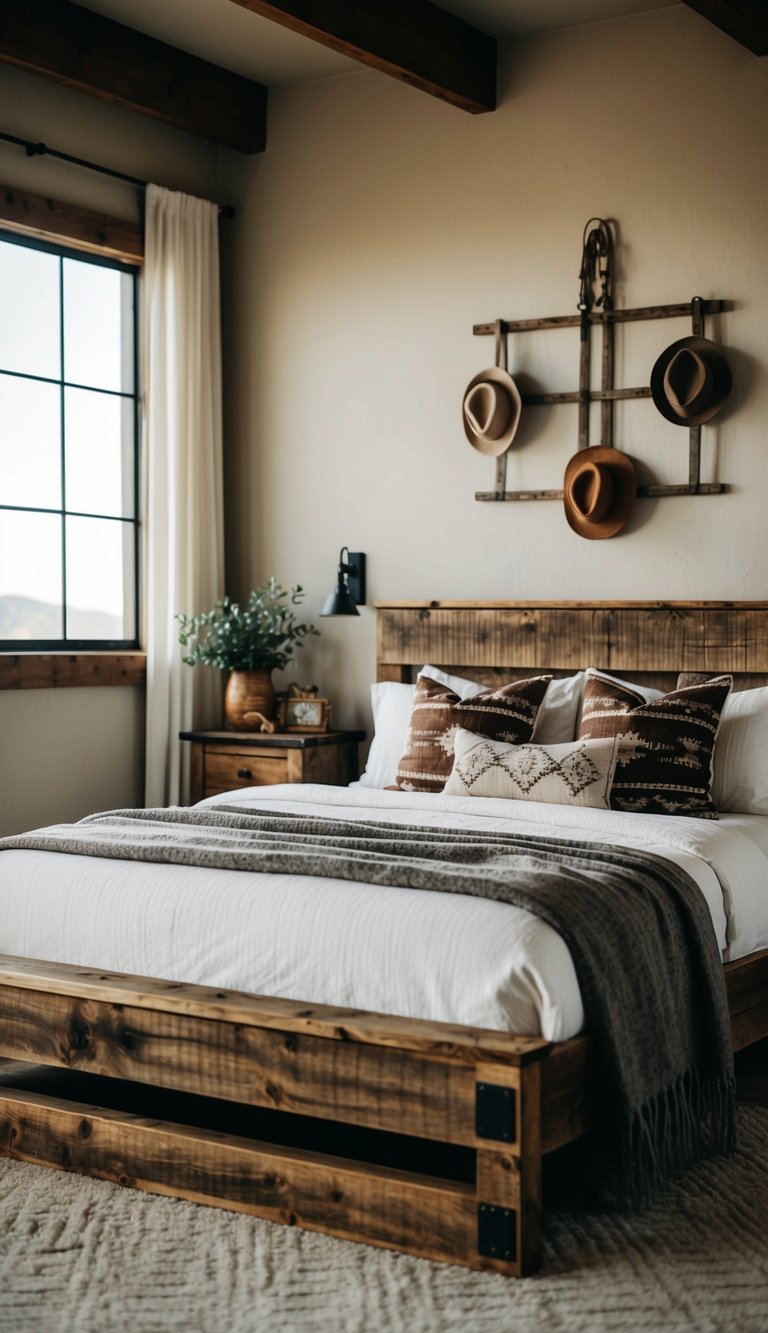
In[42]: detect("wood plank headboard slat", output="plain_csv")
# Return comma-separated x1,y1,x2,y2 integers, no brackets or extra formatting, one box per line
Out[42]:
374,602,768,683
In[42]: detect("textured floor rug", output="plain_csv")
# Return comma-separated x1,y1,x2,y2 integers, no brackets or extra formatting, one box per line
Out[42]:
1,1107,767,1333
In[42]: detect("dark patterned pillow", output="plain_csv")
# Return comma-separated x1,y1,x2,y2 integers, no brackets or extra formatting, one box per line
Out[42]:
395,673,552,793
579,671,733,817
676,672,718,689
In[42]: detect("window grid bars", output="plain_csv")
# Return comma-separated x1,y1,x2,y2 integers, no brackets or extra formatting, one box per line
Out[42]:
0,232,139,652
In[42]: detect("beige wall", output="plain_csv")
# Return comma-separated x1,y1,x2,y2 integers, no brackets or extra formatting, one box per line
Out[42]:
0,65,224,834
221,7,768,733
1,8,767,831
0,687,145,837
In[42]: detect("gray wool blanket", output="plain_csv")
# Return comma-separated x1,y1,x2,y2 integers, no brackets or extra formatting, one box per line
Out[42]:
2,805,735,1204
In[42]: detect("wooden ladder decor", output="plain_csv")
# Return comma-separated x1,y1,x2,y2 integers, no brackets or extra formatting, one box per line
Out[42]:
474,221,731,503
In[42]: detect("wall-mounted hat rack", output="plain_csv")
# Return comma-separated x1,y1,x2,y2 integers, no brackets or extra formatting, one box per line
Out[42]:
473,289,732,503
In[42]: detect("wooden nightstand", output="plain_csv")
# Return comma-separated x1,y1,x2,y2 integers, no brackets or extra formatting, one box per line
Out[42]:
179,729,366,804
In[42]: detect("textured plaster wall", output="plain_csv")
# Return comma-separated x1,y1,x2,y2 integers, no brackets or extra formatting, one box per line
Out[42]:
220,7,768,734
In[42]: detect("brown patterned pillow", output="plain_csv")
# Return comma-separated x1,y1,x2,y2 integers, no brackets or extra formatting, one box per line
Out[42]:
395,673,552,793
579,671,733,817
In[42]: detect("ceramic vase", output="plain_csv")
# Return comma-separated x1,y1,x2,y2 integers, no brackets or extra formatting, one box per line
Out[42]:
224,669,275,731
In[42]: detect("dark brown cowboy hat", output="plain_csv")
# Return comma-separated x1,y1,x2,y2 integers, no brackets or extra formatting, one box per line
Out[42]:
462,367,522,457
563,445,637,540
650,335,732,426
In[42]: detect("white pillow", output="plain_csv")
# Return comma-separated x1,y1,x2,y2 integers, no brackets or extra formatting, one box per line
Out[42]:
445,729,619,810
532,672,584,744
713,685,768,815
356,681,415,788
356,667,585,788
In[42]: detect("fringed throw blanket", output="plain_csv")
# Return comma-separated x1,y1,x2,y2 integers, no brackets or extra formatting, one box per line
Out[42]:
2,805,735,1204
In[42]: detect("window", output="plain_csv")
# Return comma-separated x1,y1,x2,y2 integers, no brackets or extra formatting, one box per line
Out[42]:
0,232,139,650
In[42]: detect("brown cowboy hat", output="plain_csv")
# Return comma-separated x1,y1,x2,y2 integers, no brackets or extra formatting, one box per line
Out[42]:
462,367,522,457
650,335,732,426
563,445,637,540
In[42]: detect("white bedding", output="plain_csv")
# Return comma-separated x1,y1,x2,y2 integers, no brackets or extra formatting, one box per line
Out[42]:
2,784,767,1042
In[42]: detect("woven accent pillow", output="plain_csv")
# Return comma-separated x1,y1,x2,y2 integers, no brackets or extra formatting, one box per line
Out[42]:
579,671,733,817
676,674,768,816
445,730,619,809
394,673,551,793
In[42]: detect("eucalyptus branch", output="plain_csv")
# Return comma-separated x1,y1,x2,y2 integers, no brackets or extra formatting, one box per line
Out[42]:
177,579,318,673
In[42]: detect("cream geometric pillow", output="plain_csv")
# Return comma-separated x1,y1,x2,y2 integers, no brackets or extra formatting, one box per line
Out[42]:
445,729,619,809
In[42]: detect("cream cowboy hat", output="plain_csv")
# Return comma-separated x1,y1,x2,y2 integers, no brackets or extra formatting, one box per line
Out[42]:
462,318,523,457
462,366,523,456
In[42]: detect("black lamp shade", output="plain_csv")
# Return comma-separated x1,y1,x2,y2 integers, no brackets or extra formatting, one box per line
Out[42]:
321,583,359,616
320,548,365,616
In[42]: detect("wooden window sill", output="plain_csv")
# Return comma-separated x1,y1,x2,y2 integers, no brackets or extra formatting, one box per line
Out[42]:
0,653,147,690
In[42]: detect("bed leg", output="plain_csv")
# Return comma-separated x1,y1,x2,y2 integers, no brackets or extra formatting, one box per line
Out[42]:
474,1059,542,1277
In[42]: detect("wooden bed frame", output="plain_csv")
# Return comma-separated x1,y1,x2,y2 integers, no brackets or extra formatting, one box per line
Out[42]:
1,600,768,1278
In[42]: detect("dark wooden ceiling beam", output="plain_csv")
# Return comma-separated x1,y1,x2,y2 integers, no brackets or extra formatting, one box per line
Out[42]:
0,0,267,154
681,1,768,55
228,0,497,113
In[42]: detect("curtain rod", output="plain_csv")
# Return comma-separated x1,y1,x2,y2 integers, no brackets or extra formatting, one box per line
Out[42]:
0,130,236,218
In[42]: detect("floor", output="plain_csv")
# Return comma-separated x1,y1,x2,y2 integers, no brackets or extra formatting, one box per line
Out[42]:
0,1041,765,1330
2,1106,768,1333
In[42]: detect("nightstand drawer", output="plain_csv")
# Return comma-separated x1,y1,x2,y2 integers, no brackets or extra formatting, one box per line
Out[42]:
203,748,289,795
180,728,365,805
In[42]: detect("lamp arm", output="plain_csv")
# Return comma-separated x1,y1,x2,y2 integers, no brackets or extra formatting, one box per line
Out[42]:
338,546,352,578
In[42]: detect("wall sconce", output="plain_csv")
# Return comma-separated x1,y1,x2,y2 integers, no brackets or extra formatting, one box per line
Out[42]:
320,548,366,616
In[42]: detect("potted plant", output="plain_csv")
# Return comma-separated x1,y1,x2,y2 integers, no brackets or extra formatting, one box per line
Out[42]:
178,579,318,730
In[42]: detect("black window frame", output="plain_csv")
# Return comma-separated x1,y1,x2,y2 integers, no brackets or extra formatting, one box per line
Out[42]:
0,229,140,653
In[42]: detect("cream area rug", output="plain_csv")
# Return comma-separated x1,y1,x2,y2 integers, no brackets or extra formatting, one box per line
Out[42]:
1,1108,767,1333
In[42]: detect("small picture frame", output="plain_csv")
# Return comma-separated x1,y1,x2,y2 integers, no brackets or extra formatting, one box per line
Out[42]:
276,696,331,733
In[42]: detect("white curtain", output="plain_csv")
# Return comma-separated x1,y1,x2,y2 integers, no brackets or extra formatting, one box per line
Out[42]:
143,185,225,807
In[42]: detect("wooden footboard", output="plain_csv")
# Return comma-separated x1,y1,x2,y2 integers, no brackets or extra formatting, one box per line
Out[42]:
0,949,764,1275
0,955,579,1276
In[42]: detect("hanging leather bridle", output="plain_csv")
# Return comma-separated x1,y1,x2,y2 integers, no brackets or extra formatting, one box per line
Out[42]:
578,217,613,318
575,218,614,450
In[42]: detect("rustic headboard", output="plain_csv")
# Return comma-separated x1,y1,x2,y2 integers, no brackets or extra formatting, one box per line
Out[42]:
375,601,768,694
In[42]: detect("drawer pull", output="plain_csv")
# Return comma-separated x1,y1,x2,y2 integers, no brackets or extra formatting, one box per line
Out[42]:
236,768,253,780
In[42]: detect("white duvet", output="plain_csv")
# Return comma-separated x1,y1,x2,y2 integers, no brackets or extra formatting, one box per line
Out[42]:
2,784,768,1041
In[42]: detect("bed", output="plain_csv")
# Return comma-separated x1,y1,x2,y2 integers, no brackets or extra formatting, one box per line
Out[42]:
1,600,767,1278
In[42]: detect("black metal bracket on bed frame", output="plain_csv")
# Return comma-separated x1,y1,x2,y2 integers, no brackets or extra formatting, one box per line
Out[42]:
477,1203,516,1261
475,1081,516,1143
